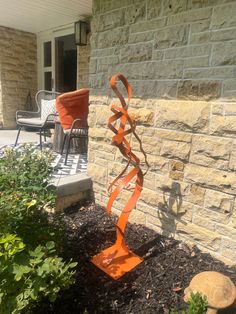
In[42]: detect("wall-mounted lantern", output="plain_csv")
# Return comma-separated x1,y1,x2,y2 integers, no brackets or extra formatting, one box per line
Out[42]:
75,20,88,46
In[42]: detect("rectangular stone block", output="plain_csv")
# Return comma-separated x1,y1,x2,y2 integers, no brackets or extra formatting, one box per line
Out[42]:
211,3,236,29
120,43,152,63
167,7,212,25
96,26,129,49
130,17,166,33
177,222,221,251
163,0,187,16
97,56,119,72
184,67,236,79
229,142,236,171
164,44,211,59
132,80,178,99
155,128,192,142
191,20,210,33
177,80,221,101
210,116,236,138
129,31,154,44
125,2,146,24
87,163,107,185
147,0,162,19
204,189,234,214
211,41,236,66
155,100,210,133
160,140,190,162
185,163,236,195
190,135,232,170
184,56,209,68
154,25,189,49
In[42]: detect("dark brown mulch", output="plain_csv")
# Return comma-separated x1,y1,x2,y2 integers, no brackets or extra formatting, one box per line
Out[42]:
36,202,236,314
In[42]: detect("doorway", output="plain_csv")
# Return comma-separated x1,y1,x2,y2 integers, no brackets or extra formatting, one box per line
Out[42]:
55,34,77,92
38,25,77,93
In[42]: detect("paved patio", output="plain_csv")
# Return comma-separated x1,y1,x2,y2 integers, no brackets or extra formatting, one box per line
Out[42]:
0,130,87,179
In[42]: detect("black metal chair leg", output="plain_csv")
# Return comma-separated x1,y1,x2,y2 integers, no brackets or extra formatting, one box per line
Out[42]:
43,129,47,142
14,126,22,147
64,135,72,165
39,129,42,150
61,133,67,155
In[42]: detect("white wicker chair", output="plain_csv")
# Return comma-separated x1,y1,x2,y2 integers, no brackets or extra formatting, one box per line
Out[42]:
15,90,60,150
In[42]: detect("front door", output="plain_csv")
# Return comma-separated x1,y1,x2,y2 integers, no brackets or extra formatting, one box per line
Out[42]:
38,25,77,92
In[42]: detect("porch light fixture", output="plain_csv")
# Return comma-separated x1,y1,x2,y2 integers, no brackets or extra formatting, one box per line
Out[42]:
75,20,88,46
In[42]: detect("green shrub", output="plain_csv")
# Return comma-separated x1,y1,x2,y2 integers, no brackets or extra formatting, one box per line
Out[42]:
0,234,77,314
0,146,63,248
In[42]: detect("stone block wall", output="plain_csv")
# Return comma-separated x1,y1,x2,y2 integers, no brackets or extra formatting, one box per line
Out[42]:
90,0,236,100
77,40,91,89
0,26,37,129
88,0,236,264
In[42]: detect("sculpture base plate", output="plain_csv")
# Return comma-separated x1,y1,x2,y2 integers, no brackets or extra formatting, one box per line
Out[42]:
91,244,143,280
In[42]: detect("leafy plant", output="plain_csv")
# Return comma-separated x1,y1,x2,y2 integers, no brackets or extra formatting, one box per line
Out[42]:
0,234,77,314
0,146,64,248
171,292,208,314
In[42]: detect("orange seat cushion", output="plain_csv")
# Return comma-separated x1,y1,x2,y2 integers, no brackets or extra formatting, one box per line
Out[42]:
56,89,89,130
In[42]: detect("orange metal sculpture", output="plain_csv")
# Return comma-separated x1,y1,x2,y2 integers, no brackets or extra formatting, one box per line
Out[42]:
91,74,149,280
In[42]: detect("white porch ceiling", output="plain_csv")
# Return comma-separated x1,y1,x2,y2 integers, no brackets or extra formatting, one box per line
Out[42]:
0,0,92,33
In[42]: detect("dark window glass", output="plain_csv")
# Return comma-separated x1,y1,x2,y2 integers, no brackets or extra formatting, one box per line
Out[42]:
44,41,51,67
44,72,52,90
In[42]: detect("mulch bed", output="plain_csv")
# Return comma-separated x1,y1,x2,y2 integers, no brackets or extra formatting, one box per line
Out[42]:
36,202,236,314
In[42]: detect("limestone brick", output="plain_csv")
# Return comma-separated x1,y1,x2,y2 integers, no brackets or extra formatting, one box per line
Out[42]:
177,222,221,251
164,44,211,59
120,43,152,63
130,17,166,33
154,25,189,49
146,0,162,19
160,140,190,162
155,101,210,133
211,41,236,66
210,116,236,138
190,135,232,170
124,2,146,25
177,80,221,101
167,7,212,25
204,189,234,214
211,3,236,29
185,164,236,195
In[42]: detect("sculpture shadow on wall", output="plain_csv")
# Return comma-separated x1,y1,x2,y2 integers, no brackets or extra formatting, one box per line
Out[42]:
157,182,187,238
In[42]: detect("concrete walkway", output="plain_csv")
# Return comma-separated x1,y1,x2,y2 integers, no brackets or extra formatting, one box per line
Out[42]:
0,129,49,145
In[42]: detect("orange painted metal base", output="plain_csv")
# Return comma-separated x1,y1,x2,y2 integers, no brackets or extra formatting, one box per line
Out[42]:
91,243,143,280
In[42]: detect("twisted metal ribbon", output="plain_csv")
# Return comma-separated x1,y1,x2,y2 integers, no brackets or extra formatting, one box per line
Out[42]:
91,74,149,280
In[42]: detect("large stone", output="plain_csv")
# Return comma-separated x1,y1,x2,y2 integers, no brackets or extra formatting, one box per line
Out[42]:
184,67,235,79
167,7,212,25
120,43,152,63
211,3,236,29
96,26,129,49
204,189,234,214
177,223,221,251
162,0,187,15
212,42,236,66
132,80,178,99
155,100,210,133
124,3,146,24
97,56,119,72
129,108,154,125
130,17,166,33
155,128,192,142
229,143,236,171
147,0,162,19
185,164,236,195
165,44,210,59
177,80,221,101
210,116,236,138
190,135,232,170
160,140,190,162
154,25,189,49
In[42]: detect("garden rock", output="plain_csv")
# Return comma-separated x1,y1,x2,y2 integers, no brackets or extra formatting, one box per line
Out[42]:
184,271,236,314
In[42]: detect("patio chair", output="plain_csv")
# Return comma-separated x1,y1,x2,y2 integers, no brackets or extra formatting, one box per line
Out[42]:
56,89,89,165
15,90,60,150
